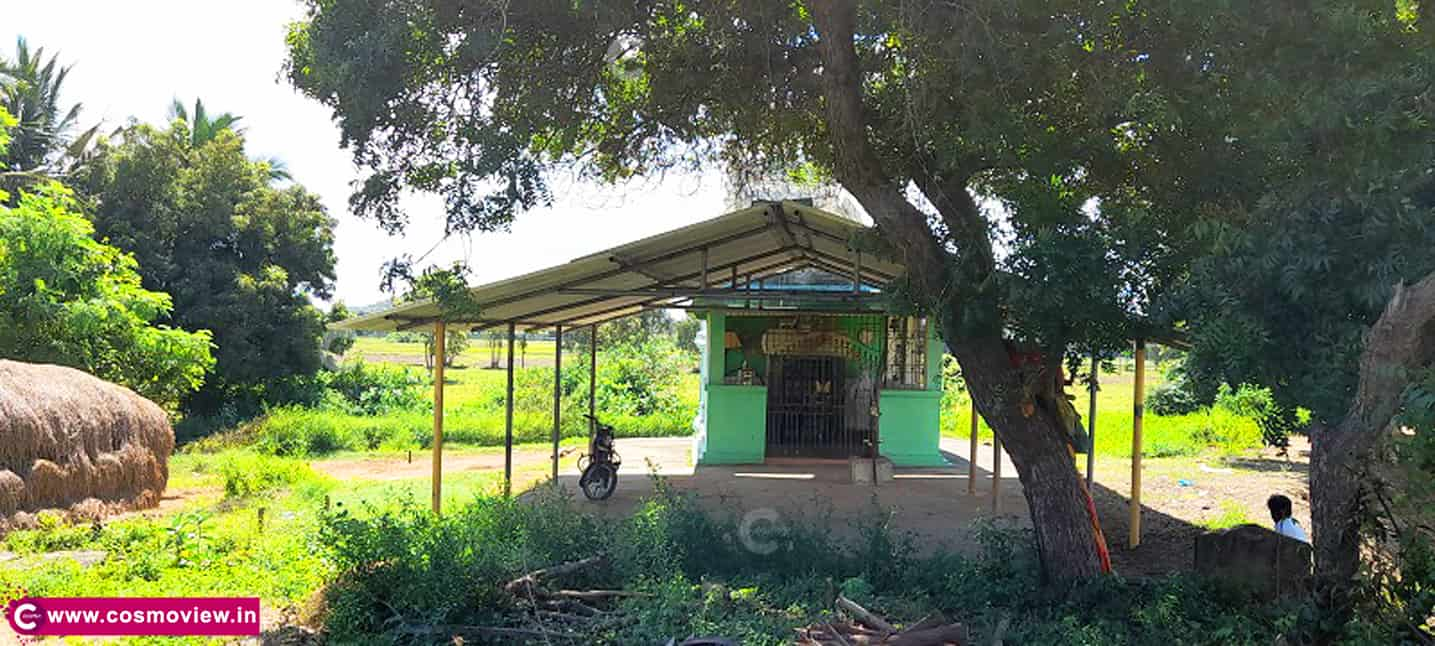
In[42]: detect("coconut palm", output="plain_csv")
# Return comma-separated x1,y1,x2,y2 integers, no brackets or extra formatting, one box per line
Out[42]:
0,37,98,182
168,97,290,181
168,97,243,147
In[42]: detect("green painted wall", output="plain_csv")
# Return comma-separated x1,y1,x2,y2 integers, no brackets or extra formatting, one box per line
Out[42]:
701,385,768,463
698,312,945,467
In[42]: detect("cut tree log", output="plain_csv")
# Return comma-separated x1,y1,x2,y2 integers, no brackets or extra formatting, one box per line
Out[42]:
886,622,968,646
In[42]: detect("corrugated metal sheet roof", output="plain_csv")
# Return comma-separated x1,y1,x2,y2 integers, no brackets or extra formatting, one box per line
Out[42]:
333,201,904,332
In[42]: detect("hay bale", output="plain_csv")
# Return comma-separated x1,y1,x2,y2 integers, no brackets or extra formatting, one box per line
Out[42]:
0,360,173,518
0,471,23,516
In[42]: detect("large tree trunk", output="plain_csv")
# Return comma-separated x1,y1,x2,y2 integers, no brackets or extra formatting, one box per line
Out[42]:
808,0,1105,582
947,330,1105,582
1311,271,1435,619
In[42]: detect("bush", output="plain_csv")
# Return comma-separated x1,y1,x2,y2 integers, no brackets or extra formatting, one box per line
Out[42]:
1149,381,1201,416
250,406,419,456
216,452,318,498
384,331,426,343
1214,383,1294,447
316,485,1304,645
321,360,427,415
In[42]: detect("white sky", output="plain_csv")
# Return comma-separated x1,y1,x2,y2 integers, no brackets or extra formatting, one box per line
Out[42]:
4,0,730,308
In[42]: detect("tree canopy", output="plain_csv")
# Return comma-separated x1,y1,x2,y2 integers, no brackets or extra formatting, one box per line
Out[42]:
0,108,213,408
78,121,337,415
0,36,99,191
287,0,1435,587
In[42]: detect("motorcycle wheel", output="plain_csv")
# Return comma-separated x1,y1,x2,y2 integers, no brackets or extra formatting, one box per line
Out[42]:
579,462,617,501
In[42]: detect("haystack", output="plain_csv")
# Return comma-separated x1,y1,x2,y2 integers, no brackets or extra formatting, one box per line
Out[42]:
0,360,173,518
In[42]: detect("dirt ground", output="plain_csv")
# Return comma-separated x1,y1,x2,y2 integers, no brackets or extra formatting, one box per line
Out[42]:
315,434,1310,577
525,439,1300,575
101,434,1310,579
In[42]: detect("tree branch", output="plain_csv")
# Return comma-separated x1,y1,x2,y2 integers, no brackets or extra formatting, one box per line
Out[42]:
809,0,949,301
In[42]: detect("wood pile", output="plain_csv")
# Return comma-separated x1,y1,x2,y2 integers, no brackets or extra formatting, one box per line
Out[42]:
795,595,969,646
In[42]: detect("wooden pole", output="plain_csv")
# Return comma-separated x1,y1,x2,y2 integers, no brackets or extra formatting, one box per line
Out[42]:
967,398,979,495
504,322,516,497
552,325,563,481
431,320,446,514
588,324,597,421
1130,339,1146,548
1086,353,1099,488
991,432,1003,513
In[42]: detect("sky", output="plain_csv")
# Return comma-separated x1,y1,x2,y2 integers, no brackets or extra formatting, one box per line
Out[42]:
3,0,731,308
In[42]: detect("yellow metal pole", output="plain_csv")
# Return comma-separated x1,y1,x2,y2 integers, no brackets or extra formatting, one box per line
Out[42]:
431,321,446,515
968,399,979,495
1130,339,1146,548
991,431,1002,513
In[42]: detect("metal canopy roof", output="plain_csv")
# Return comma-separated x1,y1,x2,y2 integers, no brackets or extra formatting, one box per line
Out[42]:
333,201,905,333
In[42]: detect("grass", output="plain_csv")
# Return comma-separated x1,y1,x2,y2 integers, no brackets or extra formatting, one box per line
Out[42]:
0,462,333,639
1203,500,1255,530
940,364,1264,458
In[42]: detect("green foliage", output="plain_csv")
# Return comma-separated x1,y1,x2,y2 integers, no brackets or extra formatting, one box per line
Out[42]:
424,327,469,368
1148,382,1201,417
1202,501,1254,531
0,36,99,188
168,97,243,149
323,301,356,355
321,360,426,416
1166,4,1435,426
250,406,418,456
0,182,213,408
317,485,1304,644
1213,384,1296,448
80,121,337,417
216,451,319,498
0,481,329,610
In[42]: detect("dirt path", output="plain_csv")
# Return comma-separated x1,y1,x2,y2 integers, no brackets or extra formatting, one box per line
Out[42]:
314,447,556,481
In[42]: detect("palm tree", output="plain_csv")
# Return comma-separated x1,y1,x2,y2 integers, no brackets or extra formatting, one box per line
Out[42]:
169,97,243,147
0,37,99,182
169,97,290,181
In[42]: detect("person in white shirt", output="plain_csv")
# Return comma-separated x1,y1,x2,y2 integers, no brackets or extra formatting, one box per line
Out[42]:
1267,494,1309,543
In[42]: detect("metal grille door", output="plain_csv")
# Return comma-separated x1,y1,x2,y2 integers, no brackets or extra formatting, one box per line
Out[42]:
766,356,851,458
762,315,885,459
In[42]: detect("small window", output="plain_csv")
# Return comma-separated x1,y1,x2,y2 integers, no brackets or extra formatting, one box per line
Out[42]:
884,316,928,389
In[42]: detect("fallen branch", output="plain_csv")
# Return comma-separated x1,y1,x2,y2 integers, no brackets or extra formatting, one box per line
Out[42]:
553,588,654,602
400,623,579,642
836,595,898,634
887,622,968,646
504,553,607,597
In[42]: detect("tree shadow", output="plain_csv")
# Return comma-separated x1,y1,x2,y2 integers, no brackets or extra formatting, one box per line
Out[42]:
522,445,1223,578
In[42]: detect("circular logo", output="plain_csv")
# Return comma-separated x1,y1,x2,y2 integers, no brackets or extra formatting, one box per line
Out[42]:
10,601,40,633
738,508,784,555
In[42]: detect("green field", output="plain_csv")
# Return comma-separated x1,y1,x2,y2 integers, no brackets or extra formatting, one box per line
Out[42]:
346,337,1257,459
940,363,1262,458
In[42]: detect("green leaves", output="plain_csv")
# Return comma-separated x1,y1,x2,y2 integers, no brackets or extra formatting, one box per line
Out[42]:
0,181,213,409
81,119,337,416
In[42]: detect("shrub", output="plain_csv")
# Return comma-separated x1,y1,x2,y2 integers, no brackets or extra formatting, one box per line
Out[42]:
1203,500,1253,530
321,360,427,415
216,452,318,498
1149,381,1201,416
317,485,1303,645
384,331,426,343
250,406,419,456
1214,383,1294,447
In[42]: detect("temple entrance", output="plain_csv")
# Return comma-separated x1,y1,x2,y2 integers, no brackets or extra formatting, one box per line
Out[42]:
762,315,884,459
